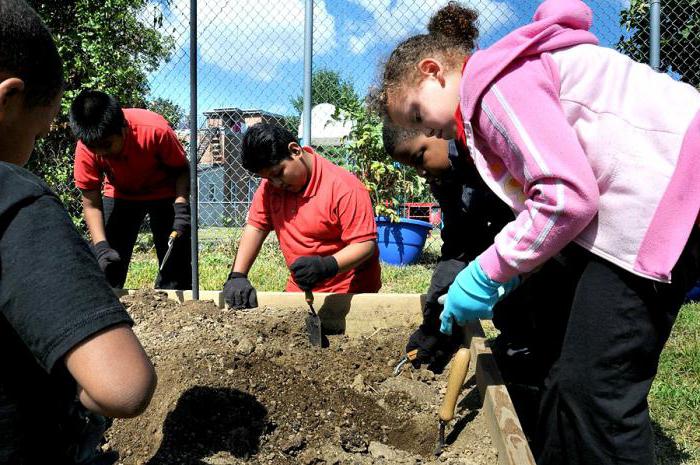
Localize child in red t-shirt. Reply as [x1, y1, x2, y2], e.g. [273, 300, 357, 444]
[71, 90, 191, 289]
[223, 123, 381, 309]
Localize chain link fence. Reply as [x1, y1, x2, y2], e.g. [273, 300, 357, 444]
[40, 0, 698, 287]
[146, 0, 694, 281]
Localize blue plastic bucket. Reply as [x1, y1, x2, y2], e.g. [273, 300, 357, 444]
[376, 217, 433, 265]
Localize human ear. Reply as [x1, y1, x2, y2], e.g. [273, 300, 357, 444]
[288, 141, 302, 157]
[418, 59, 445, 84]
[0, 78, 25, 121]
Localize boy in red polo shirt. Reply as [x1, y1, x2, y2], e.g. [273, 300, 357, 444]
[223, 123, 381, 308]
[71, 90, 192, 289]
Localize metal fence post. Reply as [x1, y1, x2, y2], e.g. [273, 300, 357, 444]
[650, 0, 661, 70]
[302, 0, 313, 146]
[190, 0, 199, 298]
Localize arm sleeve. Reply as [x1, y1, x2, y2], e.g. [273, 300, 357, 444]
[337, 183, 377, 244]
[0, 195, 132, 373]
[246, 183, 273, 231]
[155, 126, 188, 169]
[73, 143, 103, 191]
[474, 58, 600, 283]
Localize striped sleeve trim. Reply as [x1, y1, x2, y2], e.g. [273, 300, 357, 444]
[484, 84, 566, 268]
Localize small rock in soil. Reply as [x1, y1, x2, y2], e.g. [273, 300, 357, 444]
[340, 428, 369, 453]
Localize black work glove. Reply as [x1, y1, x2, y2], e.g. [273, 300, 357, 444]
[289, 255, 339, 291]
[93, 241, 121, 273]
[172, 202, 191, 236]
[405, 323, 458, 373]
[223, 271, 258, 309]
[404, 258, 467, 372]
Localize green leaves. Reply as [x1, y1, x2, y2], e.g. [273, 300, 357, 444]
[339, 99, 426, 223]
[617, 0, 700, 87]
[291, 69, 360, 115]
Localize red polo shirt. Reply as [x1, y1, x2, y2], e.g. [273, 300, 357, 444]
[73, 108, 187, 200]
[247, 149, 381, 293]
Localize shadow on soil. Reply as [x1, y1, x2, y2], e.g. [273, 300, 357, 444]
[653, 420, 691, 465]
[146, 386, 268, 464]
[446, 376, 481, 446]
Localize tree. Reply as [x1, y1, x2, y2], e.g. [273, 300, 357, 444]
[26, 0, 175, 229]
[617, 0, 700, 88]
[290, 69, 360, 115]
[148, 97, 185, 129]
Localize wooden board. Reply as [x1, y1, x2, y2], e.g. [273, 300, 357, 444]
[115, 290, 425, 336]
[465, 321, 536, 465]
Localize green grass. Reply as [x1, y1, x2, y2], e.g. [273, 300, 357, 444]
[650, 302, 700, 464]
[125, 230, 439, 292]
[124, 230, 700, 463]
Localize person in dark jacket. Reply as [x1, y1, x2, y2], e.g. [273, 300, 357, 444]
[384, 125, 579, 437]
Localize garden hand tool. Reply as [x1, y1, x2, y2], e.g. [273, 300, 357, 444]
[159, 231, 179, 272]
[435, 347, 471, 456]
[393, 349, 419, 376]
[304, 290, 323, 347]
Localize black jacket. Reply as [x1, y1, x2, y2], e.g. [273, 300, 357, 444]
[424, 141, 514, 307]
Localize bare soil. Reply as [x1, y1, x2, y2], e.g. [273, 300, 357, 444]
[106, 290, 499, 465]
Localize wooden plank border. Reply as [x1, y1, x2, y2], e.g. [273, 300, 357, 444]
[464, 321, 536, 465]
[117, 290, 535, 464]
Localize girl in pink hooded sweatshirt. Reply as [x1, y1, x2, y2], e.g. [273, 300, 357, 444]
[378, 1, 700, 464]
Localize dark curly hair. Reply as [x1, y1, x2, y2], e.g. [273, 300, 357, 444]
[375, 2, 479, 117]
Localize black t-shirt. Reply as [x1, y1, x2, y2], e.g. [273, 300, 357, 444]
[0, 162, 132, 464]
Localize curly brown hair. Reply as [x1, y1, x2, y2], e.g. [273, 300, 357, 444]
[374, 2, 479, 117]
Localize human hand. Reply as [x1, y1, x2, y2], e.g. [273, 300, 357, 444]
[172, 202, 191, 236]
[404, 324, 458, 372]
[93, 240, 121, 273]
[223, 272, 258, 309]
[289, 255, 339, 291]
[439, 260, 519, 334]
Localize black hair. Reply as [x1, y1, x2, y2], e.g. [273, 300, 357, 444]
[0, 0, 64, 107]
[241, 123, 297, 173]
[69, 90, 125, 145]
[382, 121, 421, 158]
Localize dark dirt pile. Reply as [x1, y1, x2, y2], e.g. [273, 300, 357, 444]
[106, 290, 498, 465]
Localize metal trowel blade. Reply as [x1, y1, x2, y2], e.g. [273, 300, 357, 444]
[305, 313, 323, 347]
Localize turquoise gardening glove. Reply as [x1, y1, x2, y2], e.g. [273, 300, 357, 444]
[439, 260, 520, 335]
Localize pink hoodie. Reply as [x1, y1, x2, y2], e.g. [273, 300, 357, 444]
[461, 0, 700, 283]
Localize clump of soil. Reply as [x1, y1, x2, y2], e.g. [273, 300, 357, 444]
[107, 290, 498, 465]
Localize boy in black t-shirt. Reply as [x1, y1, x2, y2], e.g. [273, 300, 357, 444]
[0, 1, 156, 463]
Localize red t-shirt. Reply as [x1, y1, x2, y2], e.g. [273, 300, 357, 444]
[454, 57, 469, 154]
[247, 149, 381, 293]
[73, 108, 187, 200]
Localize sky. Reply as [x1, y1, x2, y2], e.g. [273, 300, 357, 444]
[146, 0, 631, 125]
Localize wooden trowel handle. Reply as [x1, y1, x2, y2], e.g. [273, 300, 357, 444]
[304, 290, 314, 305]
[439, 348, 471, 422]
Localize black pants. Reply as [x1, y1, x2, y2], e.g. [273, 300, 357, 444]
[102, 197, 192, 290]
[533, 230, 700, 465]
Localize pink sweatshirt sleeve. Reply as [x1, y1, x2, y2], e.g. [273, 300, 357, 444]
[473, 56, 600, 282]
